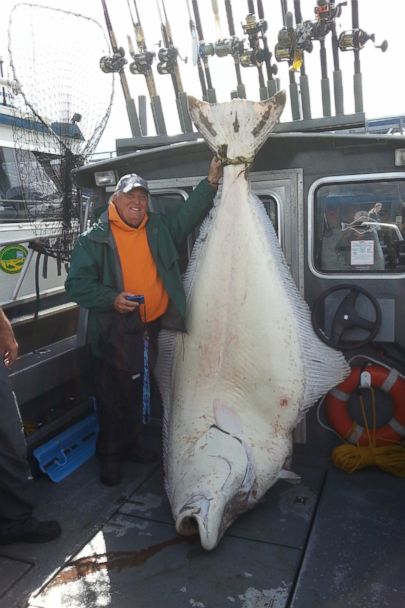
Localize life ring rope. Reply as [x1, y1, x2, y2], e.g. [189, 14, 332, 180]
[325, 364, 405, 447]
[324, 363, 405, 477]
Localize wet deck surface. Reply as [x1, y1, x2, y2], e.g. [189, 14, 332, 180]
[1, 438, 404, 608]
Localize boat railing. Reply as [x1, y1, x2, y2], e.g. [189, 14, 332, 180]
[87, 150, 116, 163]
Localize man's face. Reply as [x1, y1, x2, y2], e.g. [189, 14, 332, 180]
[113, 188, 148, 227]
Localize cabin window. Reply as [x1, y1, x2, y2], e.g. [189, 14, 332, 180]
[258, 194, 279, 236]
[0, 147, 59, 222]
[314, 179, 405, 274]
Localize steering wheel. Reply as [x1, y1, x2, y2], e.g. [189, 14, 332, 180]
[311, 284, 382, 350]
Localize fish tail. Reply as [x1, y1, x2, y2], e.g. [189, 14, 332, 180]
[187, 93, 286, 166]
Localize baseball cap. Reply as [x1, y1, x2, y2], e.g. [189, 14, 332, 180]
[114, 173, 149, 194]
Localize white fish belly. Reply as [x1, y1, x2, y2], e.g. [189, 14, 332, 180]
[167, 167, 305, 498]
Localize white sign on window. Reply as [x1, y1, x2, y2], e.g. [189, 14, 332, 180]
[350, 240, 375, 265]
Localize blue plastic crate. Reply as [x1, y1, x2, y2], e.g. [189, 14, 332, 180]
[33, 409, 99, 483]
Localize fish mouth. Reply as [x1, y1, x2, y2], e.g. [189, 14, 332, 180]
[176, 495, 219, 551]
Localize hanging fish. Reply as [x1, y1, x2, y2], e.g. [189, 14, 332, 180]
[157, 92, 349, 551]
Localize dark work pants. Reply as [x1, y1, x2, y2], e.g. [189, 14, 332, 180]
[94, 359, 144, 459]
[94, 319, 160, 460]
[0, 360, 36, 534]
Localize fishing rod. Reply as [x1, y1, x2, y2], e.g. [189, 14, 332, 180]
[275, 0, 301, 119]
[338, 0, 387, 114]
[190, 0, 217, 102]
[155, 0, 193, 133]
[240, 1, 268, 100]
[293, 0, 311, 119]
[329, 1, 344, 115]
[99, 0, 142, 137]
[349, 0, 361, 112]
[307, 1, 347, 117]
[127, 0, 167, 135]
[312, 0, 333, 117]
[185, 0, 208, 101]
[223, 0, 246, 98]
[196, 0, 245, 100]
[255, 0, 279, 98]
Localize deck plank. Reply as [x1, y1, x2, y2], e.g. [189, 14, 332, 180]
[290, 466, 405, 608]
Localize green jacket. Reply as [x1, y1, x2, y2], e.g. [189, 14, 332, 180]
[65, 178, 216, 357]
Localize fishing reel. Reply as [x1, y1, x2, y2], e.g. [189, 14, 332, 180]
[310, 0, 347, 40]
[99, 47, 127, 73]
[240, 46, 266, 68]
[240, 14, 267, 68]
[314, 0, 347, 22]
[157, 45, 187, 75]
[214, 37, 244, 59]
[338, 29, 388, 52]
[129, 50, 155, 75]
[199, 42, 215, 59]
[242, 13, 267, 39]
[275, 12, 311, 66]
[157, 46, 179, 75]
[295, 22, 314, 53]
[275, 21, 295, 63]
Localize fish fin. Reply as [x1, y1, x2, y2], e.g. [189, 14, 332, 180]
[188, 93, 286, 164]
[250, 193, 350, 419]
[278, 469, 301, 484]
[213, 399, 244, 437]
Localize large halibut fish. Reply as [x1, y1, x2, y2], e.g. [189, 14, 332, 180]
[157, 93, 349, 551]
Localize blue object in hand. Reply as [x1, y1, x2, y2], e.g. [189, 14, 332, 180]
[126, 295, 145, 304]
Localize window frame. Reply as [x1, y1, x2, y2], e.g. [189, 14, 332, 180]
[308, 172, 405, 280]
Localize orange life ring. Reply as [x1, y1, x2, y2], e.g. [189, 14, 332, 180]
[325, 365, 405, 446]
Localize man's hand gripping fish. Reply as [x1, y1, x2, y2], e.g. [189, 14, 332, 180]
[157, 92, 349, 550]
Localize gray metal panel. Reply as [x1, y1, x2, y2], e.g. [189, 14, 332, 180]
[290, 467, 405, 608]
[9, 339, 91, 404]
[73, 131, 405, 189]
[0, 556, 32, 598]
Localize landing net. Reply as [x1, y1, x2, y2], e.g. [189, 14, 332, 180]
[7, 3, 114, 260]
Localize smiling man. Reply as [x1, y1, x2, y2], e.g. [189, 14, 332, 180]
[66, 158, 223, 485]
[112, 174, 149, 227]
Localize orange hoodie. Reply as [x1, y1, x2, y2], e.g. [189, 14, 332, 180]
[109, 202, 169, 322]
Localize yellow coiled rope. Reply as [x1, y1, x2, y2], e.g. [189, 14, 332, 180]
[332, 388, 405, 477]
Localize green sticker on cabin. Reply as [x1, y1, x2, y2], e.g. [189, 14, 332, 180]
[0, 244, 28, 274]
